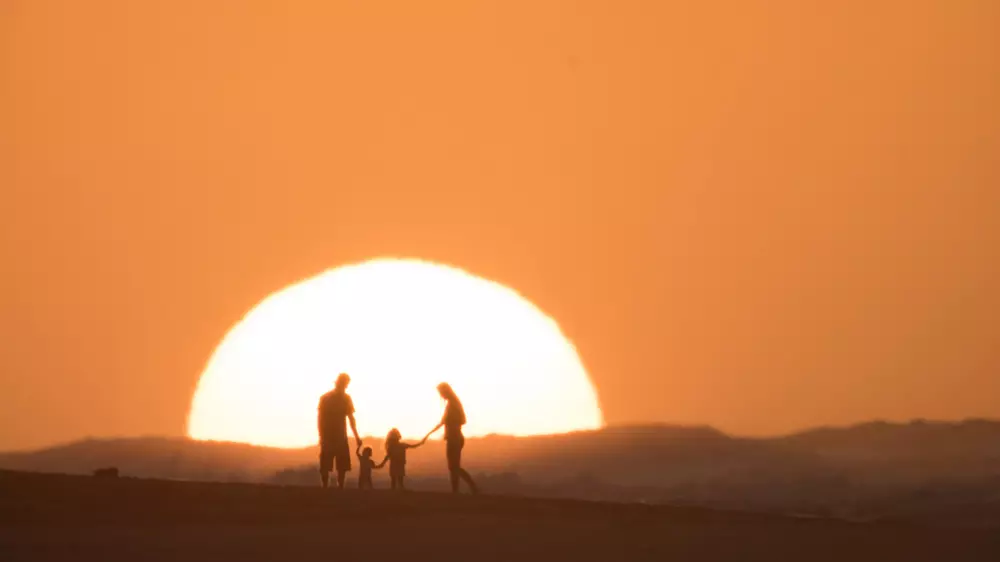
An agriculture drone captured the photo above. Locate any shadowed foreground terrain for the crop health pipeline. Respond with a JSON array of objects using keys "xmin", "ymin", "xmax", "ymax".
[{"xmin": 2, "ymin": 470, "xmax": 998, "ymax": 562}]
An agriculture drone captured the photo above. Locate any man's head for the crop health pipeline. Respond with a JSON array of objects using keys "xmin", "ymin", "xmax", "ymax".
[{"xmin": 335, "ymin": 373, "xmax": 351, "ymax": 391}]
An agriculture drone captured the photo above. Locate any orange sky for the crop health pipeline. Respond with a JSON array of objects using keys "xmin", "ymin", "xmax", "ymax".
[{"xmin": 2, "ymin": 1, "xmax": 998, "ymax": 450}]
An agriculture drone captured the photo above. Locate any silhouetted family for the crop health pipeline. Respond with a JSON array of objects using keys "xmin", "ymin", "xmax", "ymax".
[{"xmin": 317, "ymin": 373, "xmax": 478, "ymax": 494}]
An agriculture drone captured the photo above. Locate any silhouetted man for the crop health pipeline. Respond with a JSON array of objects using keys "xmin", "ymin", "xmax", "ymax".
[{"xmin": 318, "ymin": 373, "xmax": 362, "ymax": 489}]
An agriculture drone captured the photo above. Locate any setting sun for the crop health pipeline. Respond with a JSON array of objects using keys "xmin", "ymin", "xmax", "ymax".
[{"xmin": 187, "ymin": 259, "xmax": 603, "ymax": 447}]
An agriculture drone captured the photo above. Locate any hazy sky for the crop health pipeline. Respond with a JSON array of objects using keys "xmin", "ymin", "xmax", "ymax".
[{"xmin": 2, "ymin": 1, "xmax": 998, "ymax": 450}]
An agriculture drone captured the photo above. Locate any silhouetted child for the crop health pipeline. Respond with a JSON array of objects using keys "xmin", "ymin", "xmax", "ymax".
[
  {"xmin": 378, "ymin": 428, "xmax": 425, "ymax": 490},
  {"xmin": 356, "ymin": 445, "xmax": 380, "ymax": 490}
]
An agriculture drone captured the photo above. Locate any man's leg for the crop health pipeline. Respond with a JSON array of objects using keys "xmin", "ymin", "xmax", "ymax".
[
  {"xmin": 319, "ymin": 445, "xmax": 332, "ymax": 489},
  {"xmin": 334, "ymin": 439, "xmax": 350, "ymax": 490}
]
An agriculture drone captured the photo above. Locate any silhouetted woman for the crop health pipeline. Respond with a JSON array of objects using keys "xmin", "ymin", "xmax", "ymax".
[{"xmin": 425, "ymin": 382, "xmax": 478, "ymax": 494}]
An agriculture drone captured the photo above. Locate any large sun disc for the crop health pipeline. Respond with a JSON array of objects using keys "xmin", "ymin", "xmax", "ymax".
[{"xmin": 187, "ymin": 259, "xmax": 603, "ymax": 448}]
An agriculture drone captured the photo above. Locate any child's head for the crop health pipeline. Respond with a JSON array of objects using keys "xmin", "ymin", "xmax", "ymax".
[
  {"xmin": 385, "ymin": 428, "xmax": 401, "ymax": 451},
  {"xmin": 361, "ymin": 446, "xmax": 373, "ymax": 458}
]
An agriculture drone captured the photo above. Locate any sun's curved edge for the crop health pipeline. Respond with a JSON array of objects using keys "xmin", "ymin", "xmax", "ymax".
[{"xmin": 186, "ymin": 256, "xmax": 606, "ymax": 439}]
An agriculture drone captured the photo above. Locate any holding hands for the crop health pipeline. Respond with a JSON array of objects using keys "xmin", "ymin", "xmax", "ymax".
[{"xmin": 423, "ymin": 422, "xmax": 443, "ymax": 444}]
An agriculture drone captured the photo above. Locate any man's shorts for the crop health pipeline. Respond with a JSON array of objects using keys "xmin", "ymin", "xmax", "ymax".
[{"xmin": 319, "ymin": 438, "xmax": 351, "ymax": 473}]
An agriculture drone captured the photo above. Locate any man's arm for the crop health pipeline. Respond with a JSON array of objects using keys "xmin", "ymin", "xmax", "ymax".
[
  {"xmin": 348, "ymin": 413, "xmax": 362, "ymax": 448},
  {"xmin": 317, "ymin": 402, "xmax": 324, "ymax": 443}
]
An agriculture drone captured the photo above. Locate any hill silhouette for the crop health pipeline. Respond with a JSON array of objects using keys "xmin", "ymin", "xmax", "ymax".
[
  {"xmin": 3, "ymin": 420, "xmax": 999, "ymax": 523},
  {"xmin": 0, "ymin": 436, "xmax": 312, "ymax": 482}
]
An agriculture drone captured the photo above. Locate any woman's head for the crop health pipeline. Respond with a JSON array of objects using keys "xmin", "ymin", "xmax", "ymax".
[{"xmin": 437, "ymin": 382, "xmax": 456, "ymax": 401}]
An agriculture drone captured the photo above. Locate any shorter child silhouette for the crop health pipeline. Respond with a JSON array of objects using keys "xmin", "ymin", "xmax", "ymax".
[
  {"xmin": 378, "ymin": 428, "xmax": 426, "ymax": 490},
  {"xmin": 356, "ymin": 445, "xmax": 380, "ymax": 490}
]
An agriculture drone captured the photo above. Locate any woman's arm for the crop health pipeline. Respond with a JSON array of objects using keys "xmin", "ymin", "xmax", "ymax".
[
  {"xmin": 375, "ymin": 455, "xmax": 389, "ymax": 469},
  {"xmin": 424, "ymin": 423, "xmax": 443, "ymax": 442}
]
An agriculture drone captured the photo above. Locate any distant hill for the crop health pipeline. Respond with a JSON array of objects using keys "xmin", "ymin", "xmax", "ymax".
[
  {"xmin": 0, "ymin": 424, "xmax": 816, "ymax": 485},
  {"xmin": 0, "ymin": 437, "xmax": 314, "ymax": 483},
  {"xmin": 3, "ymin": 420, "xmax": 999, "ymax": 520}
]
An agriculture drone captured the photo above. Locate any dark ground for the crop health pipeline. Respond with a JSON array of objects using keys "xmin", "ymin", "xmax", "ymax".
[{"xmin": 1, "ymin": 470, "xmax": 998, "ymax": 562}]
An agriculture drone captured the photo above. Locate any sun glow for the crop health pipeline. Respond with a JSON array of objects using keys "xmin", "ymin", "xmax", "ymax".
[{"xmin": 187, "ymin": 259, "xmax": 603, "ymax": 448}]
